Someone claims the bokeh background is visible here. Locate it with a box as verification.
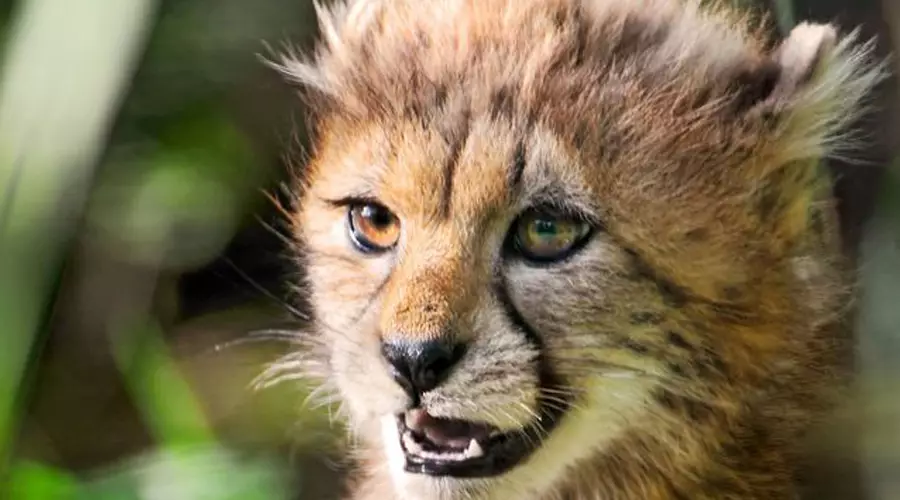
[0,0,897,498]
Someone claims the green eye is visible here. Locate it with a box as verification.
[512,211,592,262]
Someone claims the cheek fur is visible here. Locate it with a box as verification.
[302,216,406,428]
[505,237,670,391]
[304,210,395,331]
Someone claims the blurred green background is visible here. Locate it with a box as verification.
[0,0,897,499]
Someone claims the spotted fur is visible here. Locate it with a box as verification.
[266,0,885,498]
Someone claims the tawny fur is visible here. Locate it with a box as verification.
[264,0,886,499]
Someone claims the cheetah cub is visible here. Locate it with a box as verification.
[268,0,883,498]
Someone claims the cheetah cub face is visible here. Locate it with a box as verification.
[271,0,880,498]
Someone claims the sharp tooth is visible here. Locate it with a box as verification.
[465,439,484,458]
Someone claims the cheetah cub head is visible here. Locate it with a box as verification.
[268,0,881,498]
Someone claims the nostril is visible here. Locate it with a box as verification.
[417,344,453,390]
[382,343,415,397]
[381,339,466,397]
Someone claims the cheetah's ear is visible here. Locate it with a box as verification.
[742,24,883,249]
[746,23,883,163]
[267,0,384,115]
[763,23,838,111]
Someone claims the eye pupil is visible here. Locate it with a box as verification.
[348,202,400,253]
[364,206,392,228]
[512,211,591,263]
[533,219,557,237]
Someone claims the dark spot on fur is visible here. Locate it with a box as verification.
[705,349,730,378]
[667,331,693,350]
[509,140,527,190]
[622,339,650,355]
[572,124,590,148]
[608,468,628,491]
[709,303,754,324]
[432,84,448,110]
[694,361,713,380]
[658,280,689,308]
[684,228,708,241]
[668,362,687,377]
[623,247,653,279]
[572,37,586,69]
[568,3,588,67]
[630,311,663,325]
[693,348,730,381]
[489,85,517,120]
[683,398,715,423]
[667,486,692,500]
[759,108,778,127]
[655,390,714,423]
[552,9,567,30]
[654,390,678,411]
[757,184,781,221]
[623,247,692,307]
[722,286,743,301]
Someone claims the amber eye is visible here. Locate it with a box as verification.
[512,211,592,262]
[347,203,401,252]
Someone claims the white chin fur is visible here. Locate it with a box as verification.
[375,376,655,499]
[379,415,479,500]
[381,415,408,483]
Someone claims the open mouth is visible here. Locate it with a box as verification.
[396,407,556,478]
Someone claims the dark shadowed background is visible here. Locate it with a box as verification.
[0,0,897,498]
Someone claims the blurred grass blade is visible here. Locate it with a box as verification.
[7,461,79,500]
[857,165,900,500]
[112,319,217,447]
[0,0,158,468]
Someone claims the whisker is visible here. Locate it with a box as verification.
[221,256,311,321]
[257,215,297,250]
[538,400,573,415]
[539,394,582,413]
[207,328,312,357]
[539,386,581,397]
[262,187,296,223]
[515,396,541,422]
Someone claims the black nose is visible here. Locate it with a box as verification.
[381,339,466,398]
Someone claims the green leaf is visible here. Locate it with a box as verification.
[8,461,79,500]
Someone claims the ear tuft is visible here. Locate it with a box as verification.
[744,23,885,247]
[765,23,838,109]
[754,23,885,164]
[263,0,385,115]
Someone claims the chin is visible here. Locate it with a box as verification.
[379,414,506,500]
[374,402,561,500]
[372,376,654,500]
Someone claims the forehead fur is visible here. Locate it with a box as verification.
[277,0,879,166]
[284,0,768,120]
